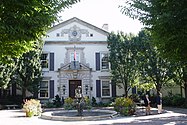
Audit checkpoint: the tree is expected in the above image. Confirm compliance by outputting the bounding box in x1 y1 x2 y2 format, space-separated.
120 0 187 62
0 59 17 88
0 0 80 61
107 32 139 97
13 41 43 99
173 62 187 103
121 0 187 104
136 30 176 94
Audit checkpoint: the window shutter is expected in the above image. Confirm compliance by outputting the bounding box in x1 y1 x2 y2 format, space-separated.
12 82 16 96
49 53 54 71
111 81 116 97
50 80 54 98
96 53 100 71
96 80 101 97
132 87 136 94
33 92 38 98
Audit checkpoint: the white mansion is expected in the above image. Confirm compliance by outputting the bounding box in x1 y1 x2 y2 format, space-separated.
40 17 118 102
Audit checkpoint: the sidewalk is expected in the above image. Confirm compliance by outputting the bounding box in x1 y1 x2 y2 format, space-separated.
0 107 187 125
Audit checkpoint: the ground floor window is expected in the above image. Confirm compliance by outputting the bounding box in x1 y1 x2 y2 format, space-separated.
101 80 111 97
39 81 49 98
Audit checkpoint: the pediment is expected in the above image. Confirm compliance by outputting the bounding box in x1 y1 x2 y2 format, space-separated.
44 17 109 42
59 62 91 71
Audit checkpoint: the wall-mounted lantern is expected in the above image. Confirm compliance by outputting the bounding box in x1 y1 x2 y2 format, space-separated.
85 85 88 94
62 85 66 95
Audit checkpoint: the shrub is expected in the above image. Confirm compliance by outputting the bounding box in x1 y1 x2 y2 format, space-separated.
64 97 74 110
162 96 172 106
114 97 136 116
91 97 97 106
22 99 42 117
129 94 140 103
163 94 185 107
96 101 111 107
171 94 185 106
53 95 62 108
44 101 56 108
84 96 92 110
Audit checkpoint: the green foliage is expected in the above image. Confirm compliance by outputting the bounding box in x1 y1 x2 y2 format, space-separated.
0 59 17 88
12 40 43 98
63 97 92 110
53 95 62 108
171 94 185 106
172 63 187 102
91 97 97 106
107 32 140 97
121 0 187 103
114 97 136 116
83 96 92 110
44 101 56 108
96 102 111 107
120 0 187 63
135 30 176 93
129 94 140 103
64 97 74 110
0 0 80 61
163 94 185 107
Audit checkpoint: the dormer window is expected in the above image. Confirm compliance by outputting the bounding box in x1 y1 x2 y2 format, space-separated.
56 33 60 37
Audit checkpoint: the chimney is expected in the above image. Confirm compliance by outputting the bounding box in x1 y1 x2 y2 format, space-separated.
102 24 109 31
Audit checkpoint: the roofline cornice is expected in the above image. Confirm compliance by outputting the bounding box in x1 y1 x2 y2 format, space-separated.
47 17 109 36
44 41 108 45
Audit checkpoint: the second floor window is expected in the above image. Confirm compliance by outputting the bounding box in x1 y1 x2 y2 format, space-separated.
70 52 80 62
101 53 109 70
41 53 48 69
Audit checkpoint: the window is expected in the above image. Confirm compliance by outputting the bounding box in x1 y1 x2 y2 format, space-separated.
39 81 49 98
70 52 80 62
41 53 49 69
56 33 60 37
101 81 111 97
101 53 109 70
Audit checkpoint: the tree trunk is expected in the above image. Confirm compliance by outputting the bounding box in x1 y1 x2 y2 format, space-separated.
180 84 183 97
184 80 187 104
22 87 26 99
156 80 162 93
184 66 187 104
122 82 128 97
124 79 128 97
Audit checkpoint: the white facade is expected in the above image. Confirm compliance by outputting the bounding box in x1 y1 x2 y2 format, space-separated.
40 17 116 102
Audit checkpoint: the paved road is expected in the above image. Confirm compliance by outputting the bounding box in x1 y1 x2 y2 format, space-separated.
0 107 187 125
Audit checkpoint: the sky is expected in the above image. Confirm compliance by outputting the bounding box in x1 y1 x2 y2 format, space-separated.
60 0 144 35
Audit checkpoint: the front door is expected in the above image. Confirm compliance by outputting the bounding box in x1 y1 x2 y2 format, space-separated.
69 80 81 98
